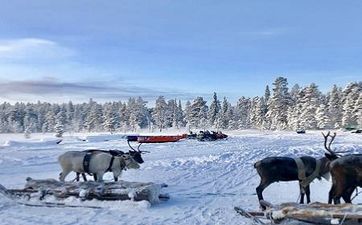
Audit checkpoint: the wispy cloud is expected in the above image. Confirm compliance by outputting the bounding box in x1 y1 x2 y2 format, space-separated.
0 78 201 103
238 28 288 37
0 38 75 62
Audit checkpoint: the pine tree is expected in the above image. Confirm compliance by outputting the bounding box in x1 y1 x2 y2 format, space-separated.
299 83 321 129
188 97 208 129
175 100 184 128
264 85 270 103
235 97 251 129
208 92 221 128
42 110 56 133
103 103 119 133
152 96 168 131
54 111 65 137
250 97 264 129
24 104 38 134
220 97 230 129
355 93 362 128
119 103 128 132
85 101 103 132
184 100 192 131
328 85 343 128
266 77 291 130
342 83 360 128
316 104 332 129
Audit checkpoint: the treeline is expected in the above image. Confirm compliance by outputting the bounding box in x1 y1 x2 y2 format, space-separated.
0 77 361 135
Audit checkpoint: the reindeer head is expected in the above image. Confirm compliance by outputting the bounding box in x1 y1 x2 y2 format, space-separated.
127 140 150 164
121 154 140 169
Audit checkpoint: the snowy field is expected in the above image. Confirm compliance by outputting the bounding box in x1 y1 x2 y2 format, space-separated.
0 130 362 225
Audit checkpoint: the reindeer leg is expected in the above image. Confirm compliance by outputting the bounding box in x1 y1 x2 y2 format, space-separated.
342 187 355 203
299 183 305 204
95 172 104 182
82 173 87 181
256 180 272 210
328 185 335 204
305 185 311 204
93 174 98 181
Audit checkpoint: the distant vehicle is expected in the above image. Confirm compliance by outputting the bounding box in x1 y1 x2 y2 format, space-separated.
196 130 228 141
186 131 197 139
137 135 185 143
296 129 306 134
351 129 362 134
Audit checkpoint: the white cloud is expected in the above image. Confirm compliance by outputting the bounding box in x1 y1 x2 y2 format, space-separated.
238 28 287 37
0 38 75 61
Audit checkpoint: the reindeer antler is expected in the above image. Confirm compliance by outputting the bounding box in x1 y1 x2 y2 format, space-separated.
127 141 149 154
322 131 337 155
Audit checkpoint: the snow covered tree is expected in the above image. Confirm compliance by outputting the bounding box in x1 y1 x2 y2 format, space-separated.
342 83 361 128
175 100 184 128
290 84 301 104
264 85 271 103
187 97 208 129
54 111 65 137
118 103 128 132
266 77 291 130
0 78 360 134
152 96 168 131
220 97 231 129
166 99 177 128
250 97 264 129
328 85 343 128
23 104 37 134
184 100 192 131
103 103 119 133
316 104 332 129
42 110 56 133
65 101 75 131
299 83 321 129
85 100 103 132
208 92 221 128
235 97 251 129
355 93 362 128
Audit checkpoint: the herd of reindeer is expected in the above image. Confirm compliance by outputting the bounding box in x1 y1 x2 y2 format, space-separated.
255 131 362 210
56 131 362 210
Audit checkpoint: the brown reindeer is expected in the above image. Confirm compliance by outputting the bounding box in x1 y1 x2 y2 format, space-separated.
328 154 362 204
254 132 338 210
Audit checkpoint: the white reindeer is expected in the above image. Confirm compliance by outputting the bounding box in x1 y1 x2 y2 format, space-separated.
58 151 140 182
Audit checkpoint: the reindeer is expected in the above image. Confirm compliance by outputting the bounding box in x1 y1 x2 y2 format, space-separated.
254 132 338 210
74 149 145 181
74 141 147 182
328 154 362 204
58 151 140 182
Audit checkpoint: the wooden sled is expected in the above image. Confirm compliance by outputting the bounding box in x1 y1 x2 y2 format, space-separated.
235 201 362 225
1 177 169 208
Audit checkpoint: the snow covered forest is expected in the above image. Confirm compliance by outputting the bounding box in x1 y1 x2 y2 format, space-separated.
0 77 361 134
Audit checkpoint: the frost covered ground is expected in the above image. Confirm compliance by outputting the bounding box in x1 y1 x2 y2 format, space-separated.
0 130 362 225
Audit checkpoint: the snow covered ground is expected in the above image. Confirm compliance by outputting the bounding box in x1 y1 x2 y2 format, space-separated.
0 130 362 225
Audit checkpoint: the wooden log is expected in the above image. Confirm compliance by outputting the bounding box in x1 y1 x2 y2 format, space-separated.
236 202 362 225
8 177 169 204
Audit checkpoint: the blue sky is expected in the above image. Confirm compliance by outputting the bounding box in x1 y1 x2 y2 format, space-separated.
0 0 361 104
